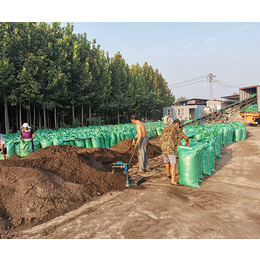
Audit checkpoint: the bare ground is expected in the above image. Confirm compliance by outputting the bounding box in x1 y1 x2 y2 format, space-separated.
1 126 260 239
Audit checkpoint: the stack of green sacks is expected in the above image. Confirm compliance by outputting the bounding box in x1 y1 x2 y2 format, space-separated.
241 104 257 112
2 121 165 156
177 121 246 188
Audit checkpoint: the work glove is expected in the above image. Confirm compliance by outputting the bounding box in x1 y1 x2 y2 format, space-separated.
134 142 138 149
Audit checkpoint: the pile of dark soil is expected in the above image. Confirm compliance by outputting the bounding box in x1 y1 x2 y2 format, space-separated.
0 138 161 233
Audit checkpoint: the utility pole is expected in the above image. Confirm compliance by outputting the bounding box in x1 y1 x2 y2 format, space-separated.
207 73 216 112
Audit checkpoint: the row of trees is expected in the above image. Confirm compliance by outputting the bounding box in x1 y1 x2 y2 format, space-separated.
0 22 175 134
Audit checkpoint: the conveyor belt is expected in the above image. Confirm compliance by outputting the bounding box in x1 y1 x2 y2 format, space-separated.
183 95 257 126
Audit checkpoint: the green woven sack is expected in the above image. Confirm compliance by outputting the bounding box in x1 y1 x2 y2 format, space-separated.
85 138 93 148
91 137 101 148
197 148 204 182
74 138 85 148
227 128 233 144
63 139 70 145
40 139 53 148
156 127 163 136
146 130 152 138
152 129 157 137
52 138 63 146
212 138 222 159
6 142 15 158
103 135 110 149
14 141 21 156
20 139 32 158
241 124 246 140
207 143 216 172
177 145 200 188
110 133 117 147
69 140 75 146
100 135 106 148
184 131 198 138
222 128 228 145
201 144 211 176
33 141 42 150
194 133 203 141
116 132 122 143
233 128 241 142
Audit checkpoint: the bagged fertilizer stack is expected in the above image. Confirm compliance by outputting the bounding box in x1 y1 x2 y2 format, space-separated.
177 143 200 188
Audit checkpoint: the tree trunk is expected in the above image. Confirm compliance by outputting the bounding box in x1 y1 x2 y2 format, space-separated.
47 111 50 128
4 98 10 134
38 107 41 129
54 105 57 129
117 109 120 124
33 106 36 127
72 105 75 124
16 106 18 131
88 106 92 126
81 105 84 126
19 102 22 127
43 106 46 128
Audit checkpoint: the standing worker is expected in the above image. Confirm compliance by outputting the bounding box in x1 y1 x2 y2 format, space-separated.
131 114 151 173
0 133 7 160
20 123 36 150
160 119 189 186
162 114 173 125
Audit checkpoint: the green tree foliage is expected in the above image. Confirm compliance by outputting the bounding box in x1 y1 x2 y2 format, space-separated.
0 22 175 133
175 96 186 105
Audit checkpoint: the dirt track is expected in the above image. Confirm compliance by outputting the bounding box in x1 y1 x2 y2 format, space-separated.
1 126 260 239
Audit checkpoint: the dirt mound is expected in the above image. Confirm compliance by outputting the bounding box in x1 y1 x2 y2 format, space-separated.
0 137 161 233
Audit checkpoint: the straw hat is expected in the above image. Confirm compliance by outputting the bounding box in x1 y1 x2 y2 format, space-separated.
21 123 31 129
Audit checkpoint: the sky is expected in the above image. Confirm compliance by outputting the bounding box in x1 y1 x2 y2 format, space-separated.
59 22 260 100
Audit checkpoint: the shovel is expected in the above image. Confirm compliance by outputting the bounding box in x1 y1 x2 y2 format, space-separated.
128 148 137 168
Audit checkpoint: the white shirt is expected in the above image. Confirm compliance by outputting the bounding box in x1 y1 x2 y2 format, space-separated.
0 134 6 148
162 116 169 124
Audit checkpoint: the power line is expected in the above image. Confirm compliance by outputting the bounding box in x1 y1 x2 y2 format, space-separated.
169 79 206 89
168 74 208 87
215 77 245 88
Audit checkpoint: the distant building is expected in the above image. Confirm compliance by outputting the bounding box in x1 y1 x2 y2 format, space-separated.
163 96 238 121
220 94 239 102
163 98 206 121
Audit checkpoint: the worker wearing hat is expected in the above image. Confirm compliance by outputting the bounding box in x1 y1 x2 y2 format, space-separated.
0 133 7 160
20 123 36 150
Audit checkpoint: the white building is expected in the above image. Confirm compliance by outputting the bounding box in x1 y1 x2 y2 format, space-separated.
163 98 207 121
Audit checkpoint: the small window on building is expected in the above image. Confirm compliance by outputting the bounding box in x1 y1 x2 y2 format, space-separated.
167 109 173 116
